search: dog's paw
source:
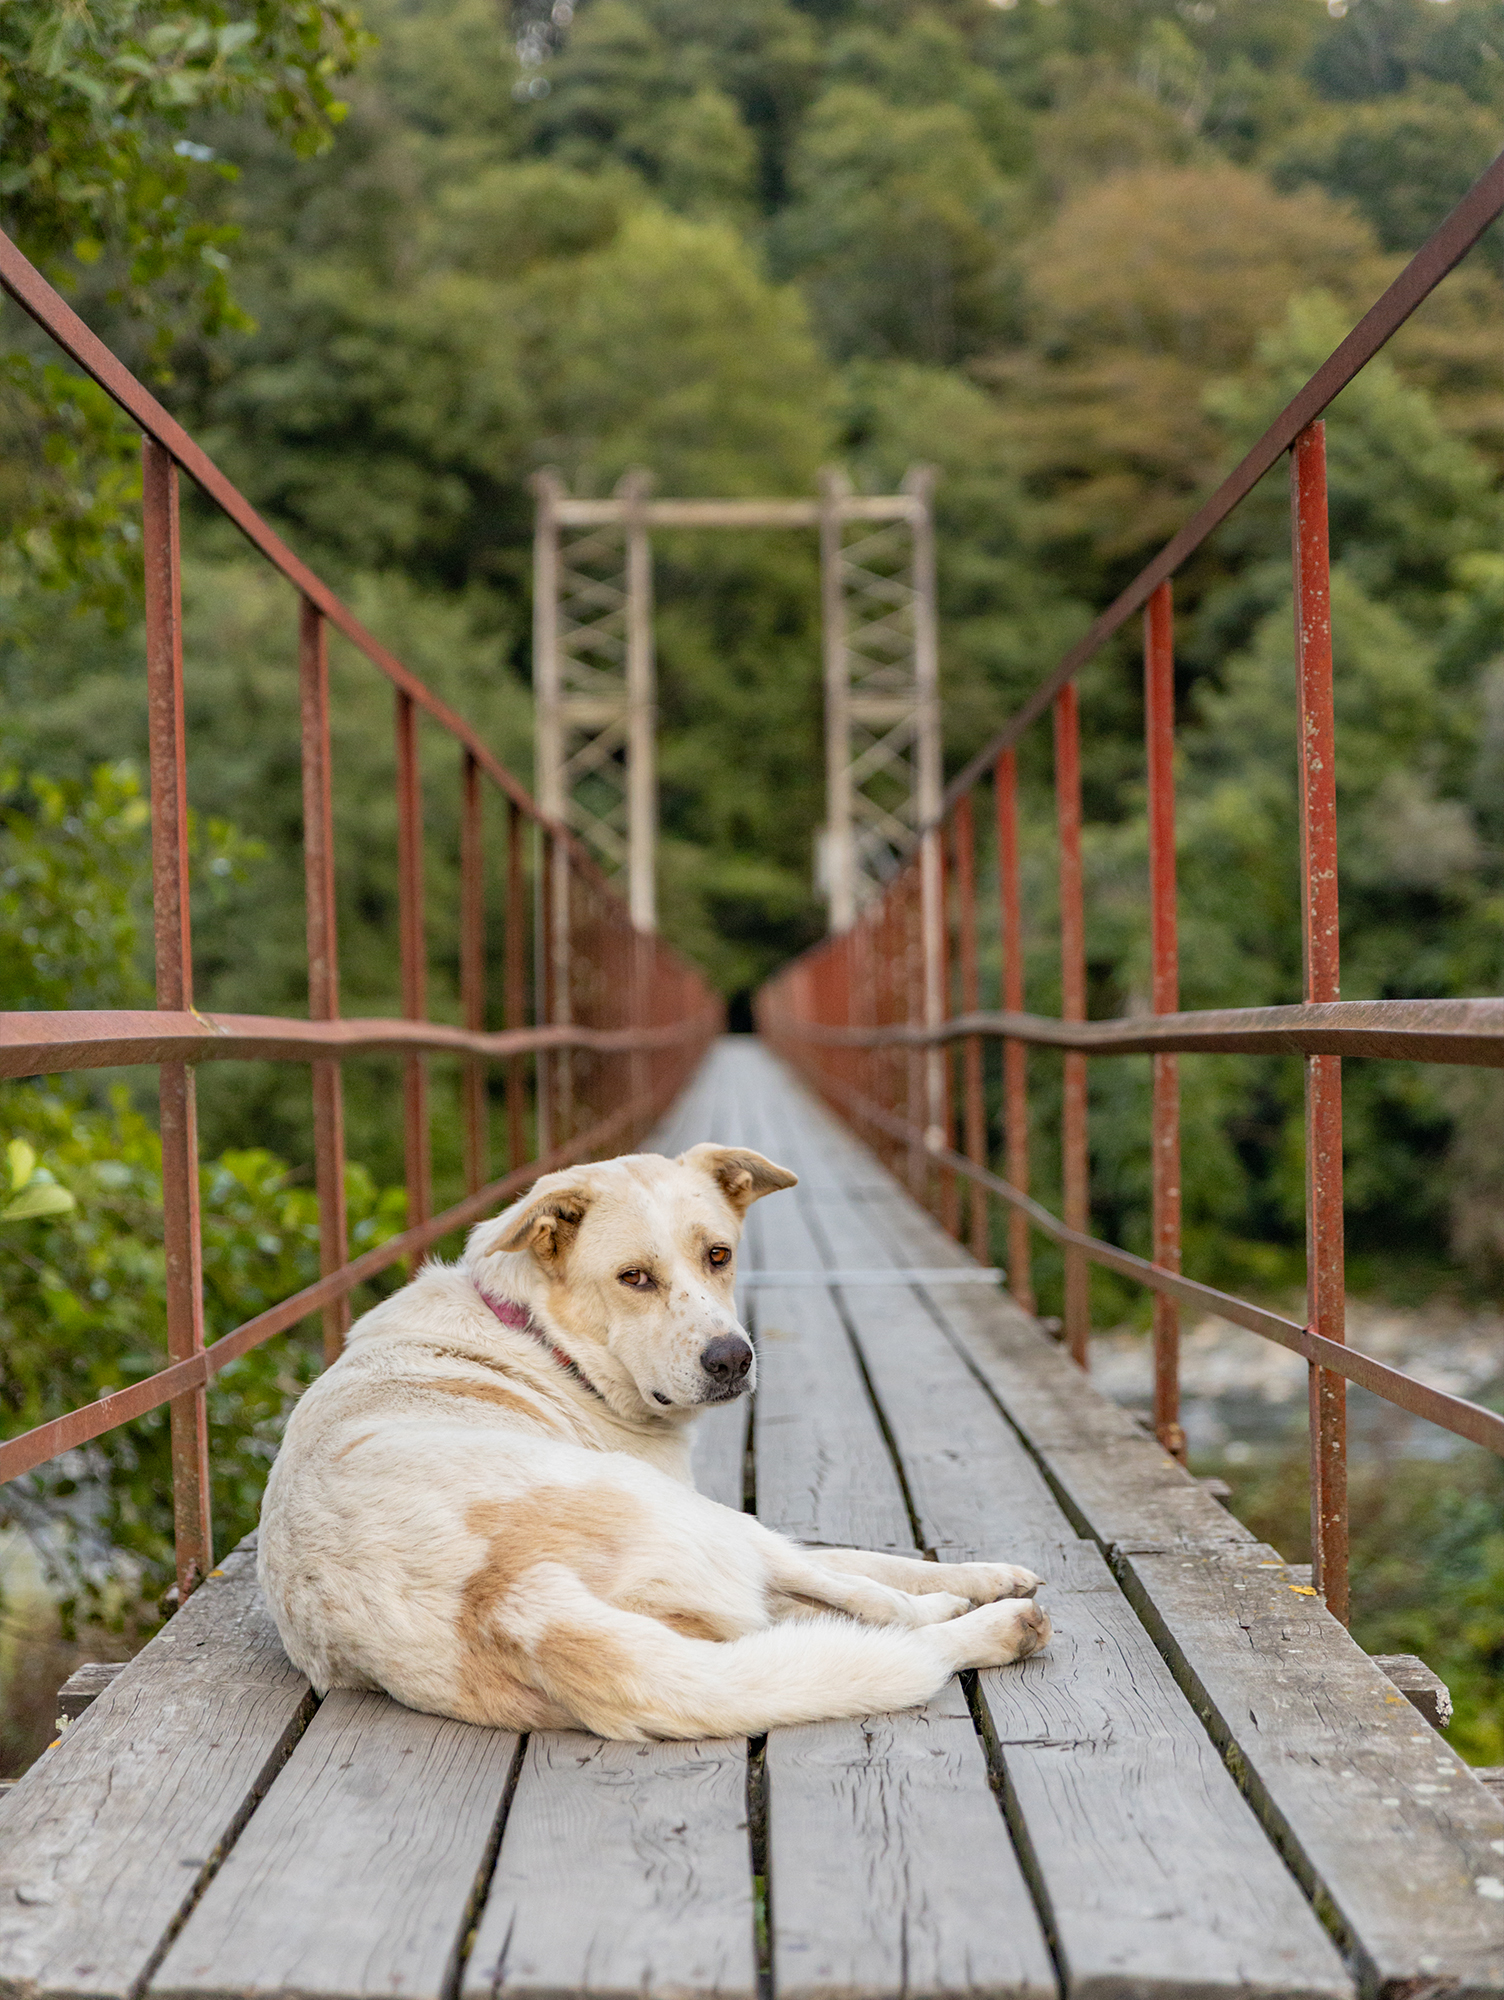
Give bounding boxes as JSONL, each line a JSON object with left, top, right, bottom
{"left": 938, "top": 1560, "right": 1042, "bottom": 1603}
{"left": 945, "top": 1597, "right": 1052, "bottom": 1670}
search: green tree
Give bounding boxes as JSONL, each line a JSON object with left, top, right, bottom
{"left": 0, "top": 763, "right": 403, "bottom": 1625}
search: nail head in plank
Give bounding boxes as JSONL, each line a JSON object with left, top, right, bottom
{"left": 462, "top": 1731, "right": 756, "bottom": 2000}
{"left": 766, "top": 1688, "right": 1056, "bottom": 2000}
{"left": 979, "top": 1542, "right": 1353, "bottom": 2000}
{"left": 1118, "top": 1542, "right": 1504, "bottom": 1999}
{"left": 151, "top": 1689, "right": 520, "bottom": 2000}
{"left": 0, "top": 1540, "right": 312, "bottom": 2000}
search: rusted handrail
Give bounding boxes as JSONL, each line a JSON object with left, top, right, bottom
{"left": 760, "top": 146, "right": 1504, "bottom": 1628}
{"left": 0, "top": 1008, "right": 720, "bottom": 1079}
{"left": 0, "top": 232, "right": 723, "bottom": 1596}
{"left": 766, "top": 998, "right": 1504, "bottom": 1065}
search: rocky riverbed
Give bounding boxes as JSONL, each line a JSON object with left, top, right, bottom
{"left": 1088, "top": 1300, "right": 1504, "bottom": 1460}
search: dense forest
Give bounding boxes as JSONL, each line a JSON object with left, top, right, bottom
{"left": 0, "top": 0, "right": 1501, "bottom": 1752}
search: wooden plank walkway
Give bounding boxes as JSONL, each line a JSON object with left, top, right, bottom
{"left": 1, "top": 1038, "right": 1500, "bottom": 2000}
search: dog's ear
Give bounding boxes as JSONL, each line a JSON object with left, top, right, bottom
{"left": 682, "top": 1144, "right": 798, "bottom": 1215}
{"left": 482, "top": 1173, "right": 594, "bottom": 1267}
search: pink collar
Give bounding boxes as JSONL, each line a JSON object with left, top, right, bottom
{"left": 476, "top": 1287, "right": 602, "bottom": 1401}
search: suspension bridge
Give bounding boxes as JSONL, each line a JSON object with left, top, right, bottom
{"left": 0, "top": 144, "right": 1502, "bottom": 2000}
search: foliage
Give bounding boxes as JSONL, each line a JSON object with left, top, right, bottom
{"left": 0, "top": 763, "right": 403, "bottom": 1624}
{"left": 1218, "top": 1444, "right": 1504, "bottom": 1764}
{"left": 0, "top": 0, "right": 365, "bottom": 330}
{"left": 0, "top": 0, "right": 367, "bottom": 621}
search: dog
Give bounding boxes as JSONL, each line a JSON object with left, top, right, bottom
{"left": 258, "top": 1143, "right": 1051, "bottom": 1741}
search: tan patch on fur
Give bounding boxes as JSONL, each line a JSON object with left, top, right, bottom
{"left": 453, "top": 1486, "right": 648, "bottom": 1727}
{"left": 530, "top": 1615, "right": 644, "bottom": 1724}
{"left": 659, "top": 1610, "right": 724, "bottom": 1642}
{"left": 333, "top": 1431, "right": 375, "bottom": 1463}
{"left": 426, "top": 1379, "right": 543, "bottom": 1420}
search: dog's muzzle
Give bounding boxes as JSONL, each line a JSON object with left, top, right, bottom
{"left": 699, "top": 1332, "right": 753, "bottom": 1401}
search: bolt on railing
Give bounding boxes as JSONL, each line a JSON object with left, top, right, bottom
{"left": 759, "top": 148, "right": 1504, "bottom": 1623}
{"left": 0, "top": 232, "right": 721, "bottom": 1604}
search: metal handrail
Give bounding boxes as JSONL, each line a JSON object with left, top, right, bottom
{"left": 0, "top": 233, "right": 723, "bottom": 1596}
{"left": 759, "top": 146, "right": 1504, "bottom": 1627}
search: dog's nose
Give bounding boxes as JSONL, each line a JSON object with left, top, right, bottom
{"left": 699, "top": 1333, "right": 753, "bottom": 1385}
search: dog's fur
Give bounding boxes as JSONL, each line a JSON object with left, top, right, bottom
{"left": 259, "top": 1144, "right": 1051, "bottom": 1741}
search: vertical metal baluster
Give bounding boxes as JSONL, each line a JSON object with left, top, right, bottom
{"left": 552, "top": 838, "right": 574, "bottom": 1143}
{"left": 936, "top": 823, "right": 959, "bottom": 1235}
{"left": 907, "top": 861, "right": 926, "bottom": 1197}
{"left": 505, "top": 802, "right": 527, "bottom": 1170}
{"left": 954, "top": 794, "right": 988, "bottom": 1260}
{"left": 1145, "top": 582, "right": 1185, "bottom": 1458}
{"left": 539, "top": 830, "right": 557, "bottom": 1149}
{"left": 395, "top": 690, "right": 431, "bottom": 1246}
{"left": 1292, "top": 420, "right": 1348, "bottom": 1623}
{"left": 298, "top": 598, "right": 350, "bottom": 1364}
{"left": 461, "top": 749, "right": 487, "bottom": 1195}
{"left": 143, "top": 440, "right": 212, "bottom": 1599}
{"left": 1054, "top": 684, "right": 1090, "bottom": 1368}
{"left": 995, "top": 749, "right": 1033, "bottom": 1314}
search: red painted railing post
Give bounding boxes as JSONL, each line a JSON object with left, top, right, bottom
{"left": 395, "top": 690, "right": 431, "bottom": 1249}
{"left": 143, "top": 439, "right": 213, "bottom": 1598}
{"left": 460, "top": 747, "right": 488, "bottom": 1195}
{"left": 995, "top": 750, "right": 1033, "bottom": 1313}
{"left": 954, "top": 793, "right": 988, "bottom": 1261}
{"left": 504, "top": 801, "right": 528, "bottom": 1171}
{"left": 1145, "top": 581, "right": 1185, "bottom": 1458}
{"left": 1054, "top": 684, "right": 1090, "bottom": 1366}
{"left": 1292, "top": 420, "right": 1349, "bottom": 1624}
{"left": 298, "top": 597, "right": 350, "bottom": 1363}
{"left": 935, "top": 823, "right": 959, "bottom": 1235}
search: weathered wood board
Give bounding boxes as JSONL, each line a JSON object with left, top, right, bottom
{"left": 752, "top": 1191, "right": 916, "bottom": 1552}
{"left": 462, "top": 1732, "right": 757, "bottom": 2000}
{"left": 978, "top": 1543, "right": 1352, "bottom": 2000}
{"left": 736, "top": 1046, "right": 1354, "bottom": 1997}
{"left": 737, "top": 1066, "right": 1056, "bottom": 2000}
{"left": 151, "top": 1689, "right": 519, "bottom": 2000}
{"left": 0, "top": 1539, "right": 312, "bottom": 2000}
{"left": 765, "top": 1689, "right": 1057, "bottom": 2000}
{"left": 1120, "top": 1542, "right": 1504, "bottom": 2000}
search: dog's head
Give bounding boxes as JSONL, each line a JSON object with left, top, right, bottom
{"left": 464, "top": 1144, "right": 796, "bottom": 1418}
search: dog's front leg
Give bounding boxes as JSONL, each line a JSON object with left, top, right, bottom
{"left": 754, "top": 1534, "right": 977, "bottom": 1629}
{"left": 808, "top": 1546, "right": 1042, "bottom": 1602}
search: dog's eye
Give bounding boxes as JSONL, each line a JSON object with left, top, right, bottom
{"left": 618, "top": 1268, "right": 653, "bottom": 1289}
{"left": 707, "top": 1245, "right": 732, "bottom": 1268}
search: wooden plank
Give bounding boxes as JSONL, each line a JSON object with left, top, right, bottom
{"left": 0, "top": 1538, "right": 313, "bottom": 2000}
{"left": 693, "top": 1396, "right": 749, "bottom": 1512}
{"left": 731, "top": 1069, "right": 1056, "bottom": 2000}
{"left": 752, "top": 1191, "right": 914, "bottom": 1552}
{"left": 151, "top": 1690, "right": 518, "bottom": 2000}
{"left": 1119, "top": 1542, "right": 1504, "bottom": 2000}
{"left": 806, "top": 1112, "right": 1254, "bottom": 1552}
{"left": 462, "top": 1732, "right": 757, "bottom": 2000}
{"left": 750, "top": 1048, "right": 1497, "bottom": 1997}
{"left": 766, "top": 1687, "right": 1056, "bottom": 2000}
{"left": 979, "top": 1541, "right": 1352, "bottom": 2000}
{"left": 758, "top": 1108, "right": 1352, "bottom": 1998}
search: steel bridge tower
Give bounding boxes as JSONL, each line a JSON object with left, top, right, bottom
{"left": 530, "top": 467, "right": 940, "bottom": 937}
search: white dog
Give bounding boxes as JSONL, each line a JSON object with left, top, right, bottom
{"left": 259, "top": 1144, "right": 1051, "bottom": 1741}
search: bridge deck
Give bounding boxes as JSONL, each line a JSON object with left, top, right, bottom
{"left": 1, "top": 1039, "right": 1500, "bottom": 2000}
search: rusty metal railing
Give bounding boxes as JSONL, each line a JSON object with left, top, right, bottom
{"left": 758, "top": 150, "right": 1504, "bottom": 1626}
{"left": 0, "top": 234, "right": 722, "bottom": 1599}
